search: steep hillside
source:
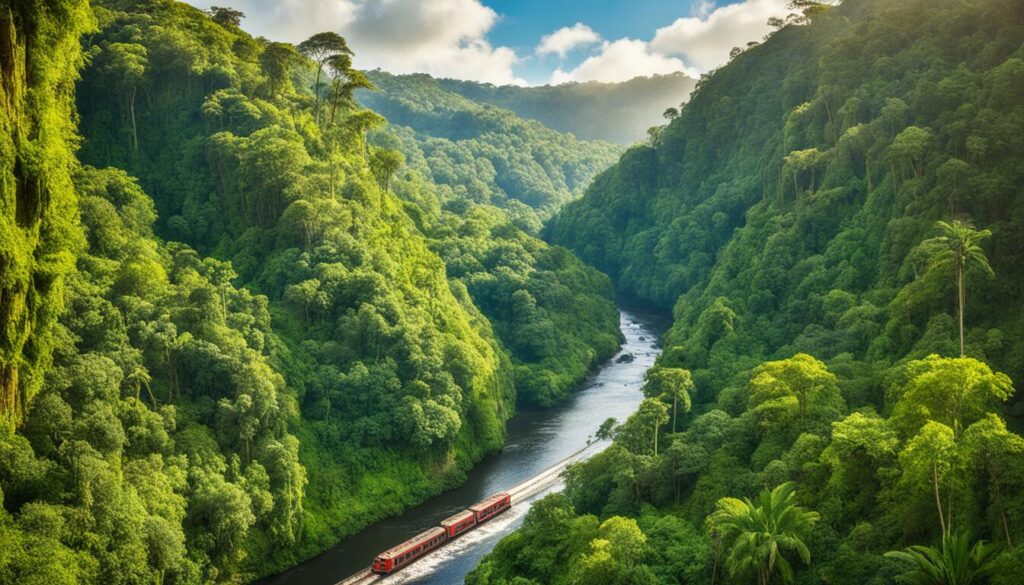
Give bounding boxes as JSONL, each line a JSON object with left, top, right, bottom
{"left": 73, "top": 1, "right": 519, "bottom": 576}
{"left": 439, "top": 73, "right": 697, "bottom": 144}
{"left": 550, "top": 0, "right": 1024, "bottom": 401}
{"left": 471, "top": 1, "right": 1024, "bottom": 584}
{"left": 388, "top": 169, "right": 621, "bottom": 407}
{"left": 359, "top": 71, "right": 623, "bottom": 232}
{"left": 0, "top": 0, "right": 93, "bottom": 425}
{"left": 0, "top": 1, "right": 620, "bottom": 583}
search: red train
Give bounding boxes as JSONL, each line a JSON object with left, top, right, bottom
{"left": 371, "top": 492, "right": 512, "bottom": 575}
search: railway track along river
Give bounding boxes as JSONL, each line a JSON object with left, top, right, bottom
{"left": 335, "top": 445, "right": 595, "bottom": 585}
{"left": 260, "top": 308, "right": 666, "bottom": 585}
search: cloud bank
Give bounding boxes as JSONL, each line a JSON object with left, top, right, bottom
{"left": 186, "top": 0, "right": 798, "bottom": 86}
{"left": 545, "top": 0, "right": 794, "bottom": 85}
{"left": 651, "top": 0, "right": 791, "bottom": 72}
{"left": 189, "top": 0, "right": 525, "bottom": 85}
{"left": 551, "top": 39, "right": 690, "bottom": 84}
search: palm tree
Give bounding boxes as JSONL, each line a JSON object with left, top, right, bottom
{"left": 885, "top": 532, "right": 1002, "bottom": 585}
{"left": 126, "top": 365, "right": 157, "bottom": 407}
{"left": 931, "top": 219, "right": 993, "bottom": 357}
{"left": 707, "top": 482, "right": 819, "bottom": 585}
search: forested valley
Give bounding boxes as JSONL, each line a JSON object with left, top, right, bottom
{"left": 423, "top": 73, "right": 697, "bottom": 145}
{"left": 3, "top": 0, "right": 1024, "bottom": 584}
{"left": 0, "top": 0, "right": 621, "bottom": 582}
{"left": 471, "top": 0, "right": 1024, "bottom": 584}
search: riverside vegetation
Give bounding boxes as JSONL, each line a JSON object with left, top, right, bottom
{"left": 471, "top": 0, "right": 1024, "bottom": 584}
{"left": 0, "top": 0, "right": 621, "bottom": 582}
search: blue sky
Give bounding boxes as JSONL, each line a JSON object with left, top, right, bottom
{"left": 487, "top": 0, "right": 708, "bottom": 83}
{"left": 185, "top": 0, "right": 795, "bottom": 86}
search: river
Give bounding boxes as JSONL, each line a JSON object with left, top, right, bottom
{"left": 259, "top": 305, "right": 666, "bottom": 585}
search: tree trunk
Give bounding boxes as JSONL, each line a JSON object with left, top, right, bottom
{"left": 866, "top": 156, "right": 872, "bottom": 191}
{"left": 934, "top": 461, "right": 947, "bottom": 534}
{"left": 957, "top": 259, "right": 965, "bottom": 357}
{"left": 313, "top": 63, "right": 323, "bottom": 124}
{"left": 995, "top": 478, "right": 1013, "bottom": 548}
{"left": 129, "top": 84, "right": 138, "bottom": 150}
{"left": 653, "top": 423, "right": 658, "bottom": 456}
{"left": 672, "top": 396, "right": 677, "bottom": 434}
{"left": 144, "top": 381, "right": 157, "bottom": 408}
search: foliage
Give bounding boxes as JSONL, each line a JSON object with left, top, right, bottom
{"left": 0, "top": 0, "right": 94, "bottom": 424}
{"left": 0, "top": 0, "right": 620, "bottom": 582}
{"left": 548, "top": 0, "right": 1024, "bottom": 402}
{"left": 479, "top": 1, "right": 1024, "bottom": 584}
{"left": 360, "top": 71, "right": 624, "bottom": 232}
{"left": 707, "top": 482, "right": 820, "bottom": 585}
{"left": 885, "top": 532, "right": 1002, "bottom": 585}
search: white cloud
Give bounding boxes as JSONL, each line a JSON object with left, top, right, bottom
{"left": 536, "top": 23, "right": 601, "bottom": 58}
{"left": 188, "top": 0, "right": 359, "bottom": 43}
{"left": 187, "top": 0, "right": 525, "bottom": 85}
{"left": 341, "top": 0, "right": 525, "bottom": 85}
{"left": 550, "top": 38, "right": 693, "bottom": 85}
{"left": 651, "top": 0, "right": 792, "bottom": 72}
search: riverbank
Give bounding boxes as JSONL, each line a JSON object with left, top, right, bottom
{"left": 258, "top": 308, "right": 667, "bottom": 585}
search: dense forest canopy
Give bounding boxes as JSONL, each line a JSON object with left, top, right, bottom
{"left": 358, "top": 71, "right": 624, "bottom": 232}
{"left": 469, "top": 0, "right": 1024, "bottom": 584}
{"left": 435, "top": 73, "right": 698, "bottom": 145}
{"left": 4, "top": 0, "right": 1024, "bottom": 583}
{"left": 0, "top": 0, "right": 622, "bottom": 582}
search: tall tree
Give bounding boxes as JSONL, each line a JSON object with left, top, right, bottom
{"left": 259, "top": 42, "right": 302, "bottom": 96}
{"left": 101, "top": 42, "right": 148, "bottom": 150}
{"left": 708, "top": 482, "right": 819, "bottom": 585}
{"left": 369, "top": 147, "right": 404, "bottom": 193}
{"left": 326, "top": 56, "right": 374, "bottom": 126}
{"left": 643, "top": 367, "right": 694, "bottom": 433}
{"left": 929, "top": 220, "right": 993, "bottom": 357}
{"left": 296, "top": 32, "right": 352, "bottom": 124}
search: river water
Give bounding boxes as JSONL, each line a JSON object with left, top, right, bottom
{"left": 260, "top": 306, "right": 666, "bottom": 585}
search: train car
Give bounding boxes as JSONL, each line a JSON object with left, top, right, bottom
{"left": 469, "top": 492, "right": 511, "bottom": 524}
{"left": 371, "top": 526, "right": 447, "bottom": 575}
{"left": 440, "top": 509, "right": 477, "bottom": 539}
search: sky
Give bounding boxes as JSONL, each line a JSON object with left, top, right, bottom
{"left": 184, "top": 0, "right": 799, "bottom": 86}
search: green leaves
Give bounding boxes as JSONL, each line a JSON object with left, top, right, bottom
{"left": 747, "top": 354, "right": 845, "bottom": 437}
{"left": 707, "top": 482, "right": 820, "bottom": 585}
{"left": 885, "top": 532, "right": 1002, "bottom": 585}
{"left": 889, "top": 355, "right": 1014, "bottom": 437}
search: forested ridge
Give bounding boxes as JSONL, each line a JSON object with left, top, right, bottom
{"left": 0, "top": 0, "right": 621, "bottom": 583}
{"left": 358, "top": 71, "right": 624, "bottom": 232}
{"left": 473, "top": 0, "right": 1024, "bottom": 583}
{"left": 435, "top": 73, "right": 697, "bottom": 145}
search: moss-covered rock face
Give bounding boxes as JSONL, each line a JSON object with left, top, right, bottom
{"left": 0, "top": 1, "right": 94, "bottom": 424}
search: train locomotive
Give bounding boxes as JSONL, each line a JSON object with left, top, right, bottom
{"left": 371, "top": 492, "right": 512, "bottom": 575}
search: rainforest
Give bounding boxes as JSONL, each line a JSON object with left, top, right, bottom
{"left": 0, "top": 0, "right": 1022, "bottom": 584}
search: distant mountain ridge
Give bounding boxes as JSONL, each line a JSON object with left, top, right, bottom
{"left": 436, "top": 73, "right": 697, "bottom": 144}
{"left": 359, "top": 71, "right": 624, "bottom": 231}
